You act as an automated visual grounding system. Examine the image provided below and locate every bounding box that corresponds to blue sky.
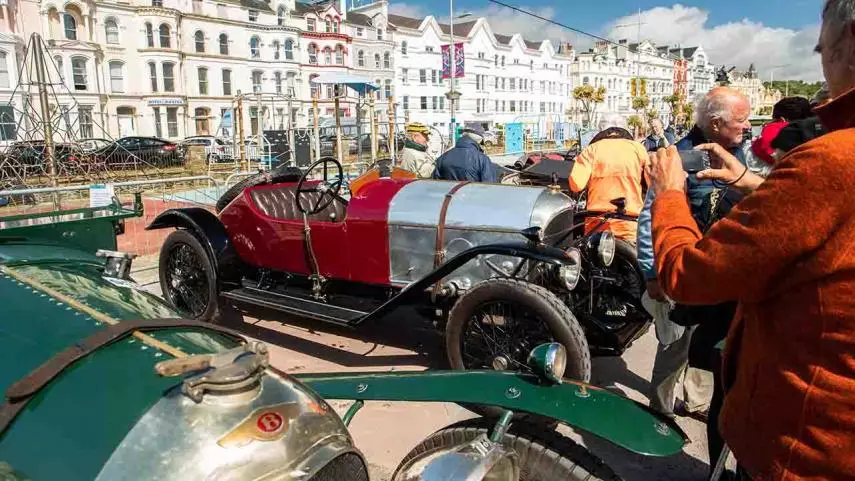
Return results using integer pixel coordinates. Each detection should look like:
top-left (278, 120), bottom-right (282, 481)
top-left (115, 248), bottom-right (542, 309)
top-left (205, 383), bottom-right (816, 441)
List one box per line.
top-left (388, 1), bottom-right (824, 80)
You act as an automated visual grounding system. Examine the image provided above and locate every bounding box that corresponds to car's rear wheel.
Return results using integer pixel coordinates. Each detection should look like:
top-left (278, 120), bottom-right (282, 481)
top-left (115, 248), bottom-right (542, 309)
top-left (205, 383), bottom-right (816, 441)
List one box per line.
top-left (392, 418), bottom-right (622, 481)
top-left (445, 279), bottom-right (590, 419)
top-left (159, 229), bottom-right (239, 324)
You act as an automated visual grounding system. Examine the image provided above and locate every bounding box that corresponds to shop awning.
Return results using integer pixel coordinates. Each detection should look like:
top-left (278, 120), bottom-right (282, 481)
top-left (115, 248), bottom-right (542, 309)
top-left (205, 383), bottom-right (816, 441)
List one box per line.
top-left (310, 73), bottom-right (379, 95)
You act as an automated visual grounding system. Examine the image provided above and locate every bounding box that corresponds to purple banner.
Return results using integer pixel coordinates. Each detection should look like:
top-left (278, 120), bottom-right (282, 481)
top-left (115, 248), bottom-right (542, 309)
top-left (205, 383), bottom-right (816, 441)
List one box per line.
top-left (441, 43), bottom-right (465, 79)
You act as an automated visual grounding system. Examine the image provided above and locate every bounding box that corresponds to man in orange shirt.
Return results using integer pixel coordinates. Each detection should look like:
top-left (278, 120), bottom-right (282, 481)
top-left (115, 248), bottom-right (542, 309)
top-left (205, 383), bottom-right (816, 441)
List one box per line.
top-left (646, 1), bottom-right (855, 477)
top-left (569, 127), bottom-right (648, 244)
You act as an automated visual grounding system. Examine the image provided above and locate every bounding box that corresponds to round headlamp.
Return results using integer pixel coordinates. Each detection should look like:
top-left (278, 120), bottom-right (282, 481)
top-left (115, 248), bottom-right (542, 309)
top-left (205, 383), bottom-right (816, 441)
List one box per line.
top-left (557, 248), bottom-right (581, 290)
top-left (596, 231), bottom-right (616, 267)
top-left (527, 343), bottom-right (567, 384)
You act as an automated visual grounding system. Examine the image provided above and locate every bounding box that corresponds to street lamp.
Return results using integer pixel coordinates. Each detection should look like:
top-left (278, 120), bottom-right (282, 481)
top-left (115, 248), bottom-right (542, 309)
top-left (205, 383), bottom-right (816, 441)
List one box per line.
top-left (447, 7), bottom-right (472, 147)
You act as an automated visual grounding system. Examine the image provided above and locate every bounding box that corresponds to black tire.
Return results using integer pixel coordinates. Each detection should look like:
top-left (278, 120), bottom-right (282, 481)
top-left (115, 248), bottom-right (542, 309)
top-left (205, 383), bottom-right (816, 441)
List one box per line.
top-left (158, 229), bottom-right (240, 324)
top-left (446, 279), bottom-right (590, 420)
top-left (392, 418), bottom-right (622, 481)
top-left (614, 240), bottom-right (643, 299)
top-left (214, 165), bottom-right (303, 213)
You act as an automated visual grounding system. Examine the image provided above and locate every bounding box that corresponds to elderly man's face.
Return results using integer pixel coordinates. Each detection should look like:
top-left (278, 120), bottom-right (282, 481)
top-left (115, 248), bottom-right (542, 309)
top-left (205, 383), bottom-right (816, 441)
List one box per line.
top-left (711, 98), bottom-right (751, 148)
top-left (651, 120), bottom-right (664, 136)
top-left (411, 132), bottom-right (429, 146)
top-left (817, 7), bottom-right (855, 98)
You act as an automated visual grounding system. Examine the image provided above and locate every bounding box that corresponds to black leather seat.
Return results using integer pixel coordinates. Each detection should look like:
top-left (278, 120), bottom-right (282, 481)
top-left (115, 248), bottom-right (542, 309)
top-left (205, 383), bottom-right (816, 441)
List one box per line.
top-left (250, 184), bottom-right (346, 222)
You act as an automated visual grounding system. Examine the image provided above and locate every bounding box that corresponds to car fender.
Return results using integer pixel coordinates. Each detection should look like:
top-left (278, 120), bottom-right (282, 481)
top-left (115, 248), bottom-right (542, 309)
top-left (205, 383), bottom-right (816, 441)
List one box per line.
top-left (294, 370), bottom-right (687, 457)
top-left (146, 208), bottom-right (242, 283)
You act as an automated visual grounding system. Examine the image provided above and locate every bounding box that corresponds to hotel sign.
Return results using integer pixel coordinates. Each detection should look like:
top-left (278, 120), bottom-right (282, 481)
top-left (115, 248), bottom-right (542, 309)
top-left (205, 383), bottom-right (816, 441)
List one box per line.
top-left (147, 98), bottom-right (185, 106)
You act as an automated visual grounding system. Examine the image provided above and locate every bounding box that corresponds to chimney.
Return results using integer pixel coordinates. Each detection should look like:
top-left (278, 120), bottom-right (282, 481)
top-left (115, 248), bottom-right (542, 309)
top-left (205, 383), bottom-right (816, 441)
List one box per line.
top-left (618, 39), bottom-right (627, 45)
top-left (559, 41), bottom-right (573, 54)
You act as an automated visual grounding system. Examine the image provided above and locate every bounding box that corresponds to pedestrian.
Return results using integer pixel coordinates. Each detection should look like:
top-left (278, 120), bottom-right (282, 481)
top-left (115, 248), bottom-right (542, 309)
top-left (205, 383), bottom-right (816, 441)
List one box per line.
top-left (644, 1), bottom-right (855, 478)
top-left (769, 84), bottom-right (832, 158)
top-left (637, 87), bottom-right (752, 467)
top-left (642, 119), bottom-right (676, 152)
top-left (569, 127), bottom-right (648, 244)
top-left (432, 125), bottom-right (497, 182)
top-left (750, 97), bottom-right (812, 165)
top-left (399, 122), bottom-right (435, 178)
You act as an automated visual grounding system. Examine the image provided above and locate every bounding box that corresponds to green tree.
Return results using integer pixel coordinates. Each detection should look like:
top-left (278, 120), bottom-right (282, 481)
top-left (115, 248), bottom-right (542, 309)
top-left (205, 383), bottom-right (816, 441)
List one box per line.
top-left (631, 96), bottom-right (650, 114)
top-left (762, 80), bottom-right (823, 98)
top-left (627, 115), bottom-right (644, 138)
top-left (573, 85), bottom-right (606, 127)
top-left (646, 109), bottom-right (659, 121)
top-left (681, 103), bottom-right (695, 127)
top-left (663, 94), bottom-right (683, 123)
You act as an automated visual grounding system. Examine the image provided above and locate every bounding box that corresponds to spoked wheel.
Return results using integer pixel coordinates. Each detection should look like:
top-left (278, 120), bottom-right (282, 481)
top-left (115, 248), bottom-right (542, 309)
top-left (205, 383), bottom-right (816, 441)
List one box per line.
top-left (158, 229), bottom-right (240, 324)
top-left (446, 279), bottom-right (590, 420)
top-left (392, 418), bottom-right (623, 481)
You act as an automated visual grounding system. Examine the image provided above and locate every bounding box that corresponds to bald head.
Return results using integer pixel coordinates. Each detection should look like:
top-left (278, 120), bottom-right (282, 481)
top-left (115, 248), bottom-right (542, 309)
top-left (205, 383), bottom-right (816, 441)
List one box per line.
top-left (696, 87), bottom-right (751, 148)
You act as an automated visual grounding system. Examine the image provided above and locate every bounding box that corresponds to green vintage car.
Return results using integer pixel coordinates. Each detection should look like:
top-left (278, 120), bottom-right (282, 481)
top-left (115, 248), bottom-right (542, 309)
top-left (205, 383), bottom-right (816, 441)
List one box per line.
top-left (0, 194), bottom-right (686, 480)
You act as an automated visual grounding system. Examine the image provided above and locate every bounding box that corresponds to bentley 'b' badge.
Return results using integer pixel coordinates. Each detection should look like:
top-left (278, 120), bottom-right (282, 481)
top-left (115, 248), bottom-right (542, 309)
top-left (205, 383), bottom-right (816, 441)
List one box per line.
top-left (217, 401), bottom-right (326, 448)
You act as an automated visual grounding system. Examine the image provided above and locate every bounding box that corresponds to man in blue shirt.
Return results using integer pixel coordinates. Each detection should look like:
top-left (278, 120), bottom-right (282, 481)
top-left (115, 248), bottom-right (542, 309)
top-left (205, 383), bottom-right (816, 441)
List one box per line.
top-left (433, 125), bottom-right (498, 183)
top-left (638, 88), bottom-right (751, 431)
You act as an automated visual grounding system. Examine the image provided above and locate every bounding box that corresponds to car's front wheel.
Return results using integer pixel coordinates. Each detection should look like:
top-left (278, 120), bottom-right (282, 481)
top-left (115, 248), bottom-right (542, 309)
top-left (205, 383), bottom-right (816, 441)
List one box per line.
top-left (159, 229), bottom-right (239, 324)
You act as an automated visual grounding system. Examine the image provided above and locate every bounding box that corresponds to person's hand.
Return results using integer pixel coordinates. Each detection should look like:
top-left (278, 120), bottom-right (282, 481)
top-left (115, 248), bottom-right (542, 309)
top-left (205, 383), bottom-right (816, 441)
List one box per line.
top-left (646, 279), bottom-right (665, 302)
top-left (694, 143), bottom-right (763, 193)
top-left (646, 146), bottom-right (686, 195)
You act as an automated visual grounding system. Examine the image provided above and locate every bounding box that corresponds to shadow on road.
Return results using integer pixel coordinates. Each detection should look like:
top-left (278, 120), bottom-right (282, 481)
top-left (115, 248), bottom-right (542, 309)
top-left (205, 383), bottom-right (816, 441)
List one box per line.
top-left (591, 355), bottom-right (652, 394)
top-left (223, 304), bottom-right (447, 369)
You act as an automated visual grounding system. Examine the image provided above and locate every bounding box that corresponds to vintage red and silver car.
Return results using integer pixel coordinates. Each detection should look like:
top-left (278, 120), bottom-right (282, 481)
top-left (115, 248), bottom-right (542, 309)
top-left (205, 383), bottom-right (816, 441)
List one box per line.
top-left (149, 158), bottom-right (649, 382)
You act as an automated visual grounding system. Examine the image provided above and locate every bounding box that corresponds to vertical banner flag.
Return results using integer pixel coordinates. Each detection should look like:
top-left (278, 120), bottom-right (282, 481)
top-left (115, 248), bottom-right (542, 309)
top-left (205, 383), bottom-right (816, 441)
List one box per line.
top-left (441, 43), bottom-right (465, 79)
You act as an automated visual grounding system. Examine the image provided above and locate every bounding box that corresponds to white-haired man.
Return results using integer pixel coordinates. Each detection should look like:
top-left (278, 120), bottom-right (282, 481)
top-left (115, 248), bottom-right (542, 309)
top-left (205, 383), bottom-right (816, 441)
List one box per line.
top-left (645, 0), bottom-right (855, 477)
top-left (636, 87), bottom-right (751, 466)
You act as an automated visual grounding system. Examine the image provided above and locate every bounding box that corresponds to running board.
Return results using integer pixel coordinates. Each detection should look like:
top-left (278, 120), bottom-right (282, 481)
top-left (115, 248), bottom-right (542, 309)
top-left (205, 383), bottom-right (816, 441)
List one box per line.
top-left (221, 287), bottom-right (366, 326)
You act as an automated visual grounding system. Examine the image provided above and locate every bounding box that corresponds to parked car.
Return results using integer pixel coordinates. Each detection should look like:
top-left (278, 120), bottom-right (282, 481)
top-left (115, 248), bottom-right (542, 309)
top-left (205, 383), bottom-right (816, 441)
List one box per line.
top-left (0, 193), bottom-right (686, 480)
top-left (78, 137), bottom-right (112, 153)
top-left (1, 141), bottom-right (87, 178)
top-left (93, 136), bottom-right (185, 168)
top-left (483, 130), bottom-right (500, 147)
top-left (149, 158), bottom-right (650, 405)
top-left (182, 135), bottom-right (234, 163)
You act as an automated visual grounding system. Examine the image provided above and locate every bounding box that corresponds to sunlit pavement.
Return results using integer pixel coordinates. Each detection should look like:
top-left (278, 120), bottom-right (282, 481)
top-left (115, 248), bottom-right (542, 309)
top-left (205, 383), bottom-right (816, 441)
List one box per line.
top-left (134, 256), bottom-right (711, 480)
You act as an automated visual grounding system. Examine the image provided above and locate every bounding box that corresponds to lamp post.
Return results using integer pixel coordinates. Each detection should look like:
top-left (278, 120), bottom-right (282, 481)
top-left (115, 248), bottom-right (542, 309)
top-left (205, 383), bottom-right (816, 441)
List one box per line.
top-left (446, 7), bottom-right (471, 148)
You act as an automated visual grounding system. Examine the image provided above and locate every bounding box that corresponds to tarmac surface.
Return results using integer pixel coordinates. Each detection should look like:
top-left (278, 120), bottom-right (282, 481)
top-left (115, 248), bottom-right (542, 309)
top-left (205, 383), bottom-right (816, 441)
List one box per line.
top-left (133, 256), bottom-right (714, 480)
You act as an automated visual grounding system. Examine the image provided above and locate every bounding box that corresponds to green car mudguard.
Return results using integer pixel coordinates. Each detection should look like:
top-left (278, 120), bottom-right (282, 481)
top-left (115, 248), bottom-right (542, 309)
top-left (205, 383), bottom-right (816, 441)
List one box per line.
top-left (294, 370), bottom-right (688, 457)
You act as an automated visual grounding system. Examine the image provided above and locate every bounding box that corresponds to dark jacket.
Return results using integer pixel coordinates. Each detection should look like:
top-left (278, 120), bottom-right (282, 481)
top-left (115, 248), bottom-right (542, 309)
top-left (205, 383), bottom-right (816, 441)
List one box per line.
top-left (432, 136), bottom-right (498, 182)
top-left (770, 116), bottom-right (828, 153)
top-left (642, 131), bottom-right (676, 152)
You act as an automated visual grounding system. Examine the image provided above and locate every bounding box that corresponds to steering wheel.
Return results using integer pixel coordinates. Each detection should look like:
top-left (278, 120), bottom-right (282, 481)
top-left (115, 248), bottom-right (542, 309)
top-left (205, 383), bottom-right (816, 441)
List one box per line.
top-left (295, 157), bottom-right (345, 215)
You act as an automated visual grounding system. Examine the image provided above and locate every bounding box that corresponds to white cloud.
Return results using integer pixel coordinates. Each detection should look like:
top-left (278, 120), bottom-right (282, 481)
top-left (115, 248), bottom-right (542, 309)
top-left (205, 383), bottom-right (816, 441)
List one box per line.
top-left (388, 3), bottom-right (430, 19)
top-left (604, 4), bottom-right (822, 81)
top-left (465, 5), bottom-right (574, 44)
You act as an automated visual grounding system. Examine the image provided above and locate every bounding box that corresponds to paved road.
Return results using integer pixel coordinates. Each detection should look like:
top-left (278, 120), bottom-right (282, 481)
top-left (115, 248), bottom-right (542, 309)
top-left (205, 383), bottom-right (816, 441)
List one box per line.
top-left (135, 259), bottom-right (713, 480)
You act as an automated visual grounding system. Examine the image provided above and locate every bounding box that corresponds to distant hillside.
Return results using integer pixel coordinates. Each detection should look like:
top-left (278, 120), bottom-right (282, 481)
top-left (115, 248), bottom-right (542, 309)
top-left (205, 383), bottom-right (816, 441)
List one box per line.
top-left (762, 80), bottom-right (824, 98)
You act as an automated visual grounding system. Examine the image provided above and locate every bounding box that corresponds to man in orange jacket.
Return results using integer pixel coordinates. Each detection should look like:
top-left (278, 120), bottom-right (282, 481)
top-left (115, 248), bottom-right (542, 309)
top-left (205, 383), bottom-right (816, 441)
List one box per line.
top-left (645, 1), bottom-right (855, 478)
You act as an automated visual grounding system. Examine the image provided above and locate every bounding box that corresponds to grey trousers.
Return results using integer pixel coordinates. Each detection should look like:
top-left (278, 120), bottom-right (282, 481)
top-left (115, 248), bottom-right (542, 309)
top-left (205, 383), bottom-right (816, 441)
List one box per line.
top-left (650, 324), bottom-right (714, 416)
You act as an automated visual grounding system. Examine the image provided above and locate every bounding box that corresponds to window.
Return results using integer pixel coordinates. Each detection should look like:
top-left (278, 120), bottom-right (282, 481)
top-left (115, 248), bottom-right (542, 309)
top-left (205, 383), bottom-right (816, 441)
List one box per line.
top-left (286, 72), bottom-right (296, 96)
top-left (501, 56), bottom-right (505, 67)
top-left (195, 107), bottom-right (210, 135)
top-left (0, 52), bottom-right (9, 88)
top-left (431, 69), bottom-right (437, 85)
top-left (284, 39), bottom-right (294, 60)
top-left (248, 10), bottom-right (258, 22)
top-left (162, 62), bottom-right (175, 92)
top-left (439, 96), bottom-right (444, 110)
top-left (324, 18), bottom-right (331, 32)
top-left (494, 77), bottom-right (498, 89)
top-left (152, 0), bottom-right (162, 6)
top-left (323, 48), bottom-right (331, 64)
top-left (432, 96), bottom-right (437, 110)
top-left (249, 36), bottom-right (260, 58)
top-left (425, 46), bottom-right (434, 52)
top-left (78, 106), bottom-right (93, 138)
top-left (109, 61), bottom-right (124, 92)
top-left (376, 28), bottom-right (383, 40)
top-left (494, 54), bottom-right (498, 66)
top-left (419, 69), bottom-right (426, 84)
top-left (198, 67), bottom-right (208, 94)
top-left (53, 55), bottom-right (63, 81)
top-left (335, 45), bottom-right (344, 65)
top-left (510, 78), bottom-right (515, 91)
top-left (383, 52), bottom-right (390, 69)
top-left (275, 71), bottom-right (282, 94)
top-left (308, 44), bottom-right (317, 64)
top-left (332, 19), bottom-right (339, 33)
top-left (310, 74), bottom-right (319, 98)
top-left (384, 79), bottom-right (392, 99)
top-left (476, 98), bottom-right (481, 113)
top-left (402, 96), bottom-right (409, 110)
top-left (153, 107), bottom-right (163, 137)
top-left (420, 96), bottom-right (427, 111)
top-left (71, 57), bottom-right (87, 90)
top-left (159, 24), bottom-right (170, 48)
top-left (273, 40), bottom-right (280, 59)
top-left (374, 53), bottom-right (380, 69)
top-left (194, 30), bottom-right (205, 52)
top-left (148, 62), bottom-right (158, 91)
top-left (63, 13), bottom-right (76, 40)
top-left (105, 19), bottom-right (119, 44)
top-left (357, 50), bottom-right (364, 67)
top-left (277, 6), bottom-right (286, 26)
top-left (510, 100), bottom-right (516, 112)
top-left (356, 27), bottom-right (363, 36)
top-left (307, 18), bottom-right (316, 31)
top-left (326, 84), bottom-right (334, 99)
top-left (401, 41), bottom-right (408, 55)
top-left (478, 51), bottom-right (485, 59)
top-left (252, 70), bottom-right (262, 93)
top-left (166, 107), bottom-right (178, 137)
top-left (219, 33), bottom-right (229, 55)
top-left (401, 68), bottom-right (408, 85)
top-left (222, 69), bottom-right (231, 95)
